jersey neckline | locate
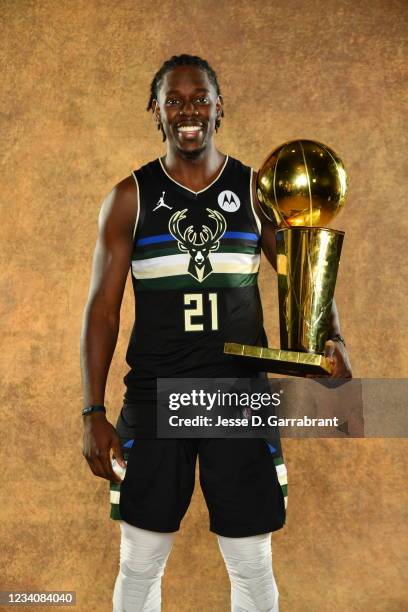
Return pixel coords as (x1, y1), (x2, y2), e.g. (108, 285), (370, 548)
(158, 154), (230, 196)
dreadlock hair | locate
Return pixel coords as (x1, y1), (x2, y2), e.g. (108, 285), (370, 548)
(146, 54), (224, 142)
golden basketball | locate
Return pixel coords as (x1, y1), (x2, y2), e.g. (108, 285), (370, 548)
(257, 140), (348, 227)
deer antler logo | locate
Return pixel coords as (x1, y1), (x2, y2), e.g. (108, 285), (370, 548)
(169, 208), (227, 282)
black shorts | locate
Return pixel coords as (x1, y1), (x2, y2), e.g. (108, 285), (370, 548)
(109, 436), (287, 538)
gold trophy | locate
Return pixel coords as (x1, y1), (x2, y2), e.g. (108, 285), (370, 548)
(224, 139), (348, 376)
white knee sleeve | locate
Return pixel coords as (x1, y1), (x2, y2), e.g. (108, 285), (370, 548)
(217, 533), (279, 612)
(112, 521), (175, 612)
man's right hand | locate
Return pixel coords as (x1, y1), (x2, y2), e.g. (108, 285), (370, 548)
(82, 413), (126, 484)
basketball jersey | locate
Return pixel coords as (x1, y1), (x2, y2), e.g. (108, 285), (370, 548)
(122, 154), (267, 404)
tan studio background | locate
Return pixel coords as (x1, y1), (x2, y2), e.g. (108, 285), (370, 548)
(1, 0), (407, 610)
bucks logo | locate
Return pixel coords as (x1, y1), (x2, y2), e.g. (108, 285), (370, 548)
(169, 208), (227, 282)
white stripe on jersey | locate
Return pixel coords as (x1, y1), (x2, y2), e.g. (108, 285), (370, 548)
(132, 252), (260, 279)
(275, 463), (288, 486)
(110, 490), (121, 504)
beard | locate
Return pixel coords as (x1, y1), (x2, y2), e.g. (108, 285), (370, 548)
(177, 144), (207, 160)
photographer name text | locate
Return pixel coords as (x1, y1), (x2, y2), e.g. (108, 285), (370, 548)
(168, 415), (339, 428)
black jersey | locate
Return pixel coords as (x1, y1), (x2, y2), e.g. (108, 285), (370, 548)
(122, 154), (267, 404)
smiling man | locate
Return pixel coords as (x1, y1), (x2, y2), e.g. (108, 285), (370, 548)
(80, 54), (352, 612)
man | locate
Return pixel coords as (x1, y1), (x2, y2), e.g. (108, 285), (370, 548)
(81, 54), (352, 612)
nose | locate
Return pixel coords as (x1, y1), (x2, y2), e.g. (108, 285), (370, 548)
(179, 100), (197, 116)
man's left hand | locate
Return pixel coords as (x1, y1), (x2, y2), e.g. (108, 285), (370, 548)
(325, 339), (353, 378)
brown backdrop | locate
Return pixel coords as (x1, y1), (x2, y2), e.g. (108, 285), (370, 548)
(1, 0), (407, 610)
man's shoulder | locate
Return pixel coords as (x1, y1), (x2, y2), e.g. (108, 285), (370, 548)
(131, 157), (160, 176)
(113, 174), (138, 198)
(113, 156), (159, 195)
(103, 174), (138, 223)
(225, 155), (258, 194)
(227, 154), (253, 173)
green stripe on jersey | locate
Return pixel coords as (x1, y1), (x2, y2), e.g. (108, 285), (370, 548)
(134, 273), (257, 291)
(110, 503), (121, 520)
(133, 244), (260, 261)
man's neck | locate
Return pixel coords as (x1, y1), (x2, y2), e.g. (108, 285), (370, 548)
(162, 144), (226, 192)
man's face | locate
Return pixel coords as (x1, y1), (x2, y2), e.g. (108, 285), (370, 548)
(153, 65), (222, 155)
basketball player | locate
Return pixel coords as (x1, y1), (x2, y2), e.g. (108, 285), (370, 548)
(81, 55), (352, 612)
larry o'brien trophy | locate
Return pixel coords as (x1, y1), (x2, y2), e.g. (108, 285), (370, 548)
(224, 139), (348, 376)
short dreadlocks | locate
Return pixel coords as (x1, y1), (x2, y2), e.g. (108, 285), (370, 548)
(146, 54), (224, 142)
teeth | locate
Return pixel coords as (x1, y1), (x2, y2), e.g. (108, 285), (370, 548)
(178, 125), (202, 132)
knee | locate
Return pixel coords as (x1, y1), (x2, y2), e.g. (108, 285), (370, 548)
(218, 534), (279, 612)
(119, 558), (163, 582)
(229, 559), (279, 612)
(120, 522), (174, 579)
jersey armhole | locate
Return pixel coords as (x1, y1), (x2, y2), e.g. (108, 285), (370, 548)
(250, 167), (262, 235)
(131, 171), (140, 240)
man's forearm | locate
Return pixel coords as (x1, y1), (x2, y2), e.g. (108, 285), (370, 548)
(80, 305), (120, 407)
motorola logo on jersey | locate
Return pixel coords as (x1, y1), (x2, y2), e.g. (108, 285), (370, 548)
(217, 190), (240, 212)
(169, 208), (227, 282)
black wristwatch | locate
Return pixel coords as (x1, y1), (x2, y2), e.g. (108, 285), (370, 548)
(329, 334), (346, 347)
(82, 404), (106, 416)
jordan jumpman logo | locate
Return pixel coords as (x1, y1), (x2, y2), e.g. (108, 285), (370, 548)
(153, 191), (173, 212)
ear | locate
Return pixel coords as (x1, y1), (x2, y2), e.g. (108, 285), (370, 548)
(216, 94), (224, 118)
(152, 99), (161, 123)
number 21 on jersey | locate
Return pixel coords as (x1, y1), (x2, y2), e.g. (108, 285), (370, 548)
(184, 293), (218, 332)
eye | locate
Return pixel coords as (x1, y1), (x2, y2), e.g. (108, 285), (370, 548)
(195, 96), (209, 104)
(166, 98), (180, 105)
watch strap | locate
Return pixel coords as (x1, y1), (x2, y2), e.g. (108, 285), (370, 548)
(329, 333), (346, 347)
(82, 404), (106, 416)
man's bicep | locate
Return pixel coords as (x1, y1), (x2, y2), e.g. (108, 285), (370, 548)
(86, 180), (137, 314)
(87, 236), (131, 314)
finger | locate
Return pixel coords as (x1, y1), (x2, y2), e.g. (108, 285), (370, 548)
(100, 450), (123, 483)
(111, 439), (126, 468)
(331, 357), (349, 378)
(82, 449), (98, 472)
(333, 362), (346, 378)
(324, 340), (336, 359)
(87, 455), (106, 479)
(86, 445), (117, 481)
(328, 358), (340, 378)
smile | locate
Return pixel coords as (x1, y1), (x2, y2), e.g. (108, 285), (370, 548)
(177, 125), (203, 133)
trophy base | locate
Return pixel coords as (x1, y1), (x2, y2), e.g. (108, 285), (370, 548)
(224, 342), (332, 377)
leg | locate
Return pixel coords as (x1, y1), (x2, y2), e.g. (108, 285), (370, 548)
(112, 521), (176, 612)
(217, 533), (279, 612)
